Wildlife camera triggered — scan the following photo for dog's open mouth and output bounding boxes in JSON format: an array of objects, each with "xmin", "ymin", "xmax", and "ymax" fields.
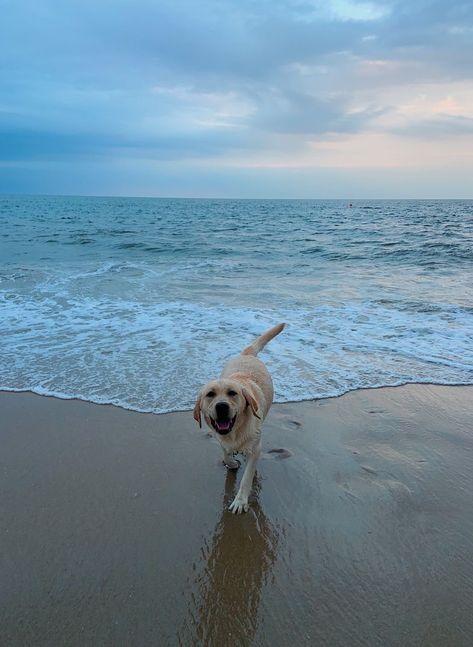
[{"xmin": 210, "ymin": 415, "xmax": 237, "ymax": 435}]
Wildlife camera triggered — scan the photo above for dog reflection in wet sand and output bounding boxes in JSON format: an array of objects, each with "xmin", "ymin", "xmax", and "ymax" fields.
[
  {"xmin": 193, "ymin": 323, "xmax": 285, "ymax": 513},
  {"xmin": 181, "ymin": 472, "xmax": 278, "ymax": 646}
]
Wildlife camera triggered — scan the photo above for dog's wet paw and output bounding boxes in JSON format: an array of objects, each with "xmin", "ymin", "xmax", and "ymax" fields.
[
  {"xmin": 223, "ymin": 458, "xmax": 241, "ymax": 470},
  {"xmin": 229, "ymin": 496, "xmax": 249, "ymax": 514}
]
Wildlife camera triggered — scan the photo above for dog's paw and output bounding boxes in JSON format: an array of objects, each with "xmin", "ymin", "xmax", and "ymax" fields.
[
  {"xmin": 229, "ymin": 495, "xmax": 249, "ymax": 514},
  {"xmin": 223, "ymin": 457, "xmax": 241, "ymax": 470}
]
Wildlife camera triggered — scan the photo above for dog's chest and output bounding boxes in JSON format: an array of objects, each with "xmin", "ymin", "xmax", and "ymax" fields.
[{"xmin": 218, "ymin": 426, "xmax": 260, "ymax": 454}]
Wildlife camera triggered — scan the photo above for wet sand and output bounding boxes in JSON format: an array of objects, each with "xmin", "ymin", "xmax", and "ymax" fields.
[{"xmin": 1, "ymin": 384, "xmax": 473, "ymax": 646}]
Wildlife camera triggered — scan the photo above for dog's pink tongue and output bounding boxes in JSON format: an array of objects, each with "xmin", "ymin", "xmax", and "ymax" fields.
[{"xmin": 217, "ymin": 420, "xmax": 231, "ymax": 431}]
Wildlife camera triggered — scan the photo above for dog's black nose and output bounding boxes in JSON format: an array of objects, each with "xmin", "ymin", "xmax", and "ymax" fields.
[{"xmin": 215, "ymin": 401, "xmax": 230, "ymax": 418}]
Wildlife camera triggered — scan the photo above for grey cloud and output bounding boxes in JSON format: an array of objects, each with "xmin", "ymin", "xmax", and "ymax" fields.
[
  {"xmin": 2, "ymin": 1, "xmax": 362, "ymax": 88},
  {"xmin": 364, "ymin": 0, "xmax": 473, "ymax": 81},
  {"xmin": 250, "ymin": 89, "xmax": 386, "ymax": 135},
  {"xmin": 1, "ymin": 0, "xmax": 472, "ymax": 171},
  {"xmin": 0, "ymin": 125, "xmax": 257, "ymax": 163}
]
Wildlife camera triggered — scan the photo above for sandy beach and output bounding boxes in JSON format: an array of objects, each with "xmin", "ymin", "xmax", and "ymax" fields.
[{"xmin": 1, "ymin": 384, "xmax": 473, "ymax": 646}]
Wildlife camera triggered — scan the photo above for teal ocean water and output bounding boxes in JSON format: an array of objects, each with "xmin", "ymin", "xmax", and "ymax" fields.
[{"xmin": 1, "ymin": 195, "xmax": 472, "ymax": 413}]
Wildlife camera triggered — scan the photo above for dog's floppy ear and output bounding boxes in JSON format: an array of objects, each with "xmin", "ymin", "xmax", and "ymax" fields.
[
  {"xmin": 193, "ymin": 395, "xmax": 202, "ymax": 428},
  {"xmin": 242, "ymin": 388, "xmax": 261, "ymax": 419}
]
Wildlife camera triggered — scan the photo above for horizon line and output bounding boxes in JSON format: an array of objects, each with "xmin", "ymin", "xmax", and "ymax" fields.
[{"xmin": 1, "ymin": 192, "xmax": 472, "ymax": 201}]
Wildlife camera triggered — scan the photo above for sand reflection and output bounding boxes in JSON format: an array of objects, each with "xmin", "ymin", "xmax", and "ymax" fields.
[{"xmin": 178, "ymin": 470, "xmax": 279, "ymax": 646}]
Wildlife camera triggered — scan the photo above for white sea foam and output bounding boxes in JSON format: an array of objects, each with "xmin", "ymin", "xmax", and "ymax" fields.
[{"xmin": 1, "ymin": 284, "xmax": 472, "ymax": 413}]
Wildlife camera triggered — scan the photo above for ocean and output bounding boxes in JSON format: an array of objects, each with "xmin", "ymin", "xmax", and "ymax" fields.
[{"xmin": 1, "ymin": 195, "xmax": 472, "ymax": 413}]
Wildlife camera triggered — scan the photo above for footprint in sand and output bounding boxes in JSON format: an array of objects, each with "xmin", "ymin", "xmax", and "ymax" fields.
[
  {"xmin": 360, "ymin": 464, "xmax": 378, "ymax": 475},
  {"xmin": 280, "ymin": 418, "xmax": 302, "ymax": 429},
  {"xmin": 263, "ymin": 448, "xmax": 293, "ymax": 460}
]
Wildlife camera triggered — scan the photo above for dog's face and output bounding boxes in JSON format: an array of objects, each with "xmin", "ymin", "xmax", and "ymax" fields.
[{"xmin": 193, "ymin": 379, "xmax": 260, "ymax": 435}]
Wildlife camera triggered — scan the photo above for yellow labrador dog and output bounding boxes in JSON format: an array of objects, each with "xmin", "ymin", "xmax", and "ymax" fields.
[{"xmin": 193, "ymin": 323, "xmax": 285, "ymax": 514}]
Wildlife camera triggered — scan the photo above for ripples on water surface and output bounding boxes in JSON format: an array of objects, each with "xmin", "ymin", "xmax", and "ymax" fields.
[{"xmin": 1, "ymin": 195, "xmax": 472, "ymax": 412}]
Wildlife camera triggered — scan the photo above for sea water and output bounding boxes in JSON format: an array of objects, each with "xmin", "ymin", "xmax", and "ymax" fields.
[{"xmin": 1, "ymin": 195, "xmax": 472, "ymax": 413}]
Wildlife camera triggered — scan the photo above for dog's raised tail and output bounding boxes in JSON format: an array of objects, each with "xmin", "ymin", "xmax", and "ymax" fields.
[{"xmin": 241, "ymin": 323, "xmax": 285, "ymax": 356}]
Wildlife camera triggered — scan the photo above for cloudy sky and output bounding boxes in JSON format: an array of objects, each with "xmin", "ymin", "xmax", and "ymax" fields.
[{"xmin": 1, "ymin": 0, "xmax": 472, "ymax": 197}]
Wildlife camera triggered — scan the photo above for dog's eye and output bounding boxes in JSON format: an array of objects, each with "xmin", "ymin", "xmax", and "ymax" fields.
[
  {"xmin": 227, "ymin": 390, "xmax": 237, "ymax": 397},
  {"xmin": 206, "ymin": 391, "xmax": 215, "ymax": 398}
]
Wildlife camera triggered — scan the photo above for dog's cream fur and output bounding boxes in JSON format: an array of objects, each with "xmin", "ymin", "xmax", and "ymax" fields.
[{"xmin": 193, "ymin": 323, "xmax": 285, "ymax": 513}]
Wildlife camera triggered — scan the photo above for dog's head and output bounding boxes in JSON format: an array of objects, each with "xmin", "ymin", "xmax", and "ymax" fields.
[{"xmin": 193, "ymin": 379, "xmax": 260, "ymax": 435}]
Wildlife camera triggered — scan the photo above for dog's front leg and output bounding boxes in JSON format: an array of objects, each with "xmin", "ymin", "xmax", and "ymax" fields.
[{"xmin": 229, "ymin": 440, "xmax": 261, "ymax": 514}]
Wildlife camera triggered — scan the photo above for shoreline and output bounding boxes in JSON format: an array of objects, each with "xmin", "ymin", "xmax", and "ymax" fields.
[
  {"xmin": 1, "ymin": 384, "xmax": 473, "ymax": 645},
  {"xmin": 1, "ymin": 378, "xmax": 473, "ymax": 416}
]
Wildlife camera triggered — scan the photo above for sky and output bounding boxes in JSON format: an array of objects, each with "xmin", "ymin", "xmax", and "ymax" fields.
[{"xmin": 1, "ymin": 0, "xmax": 473, "ymax": 198}]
